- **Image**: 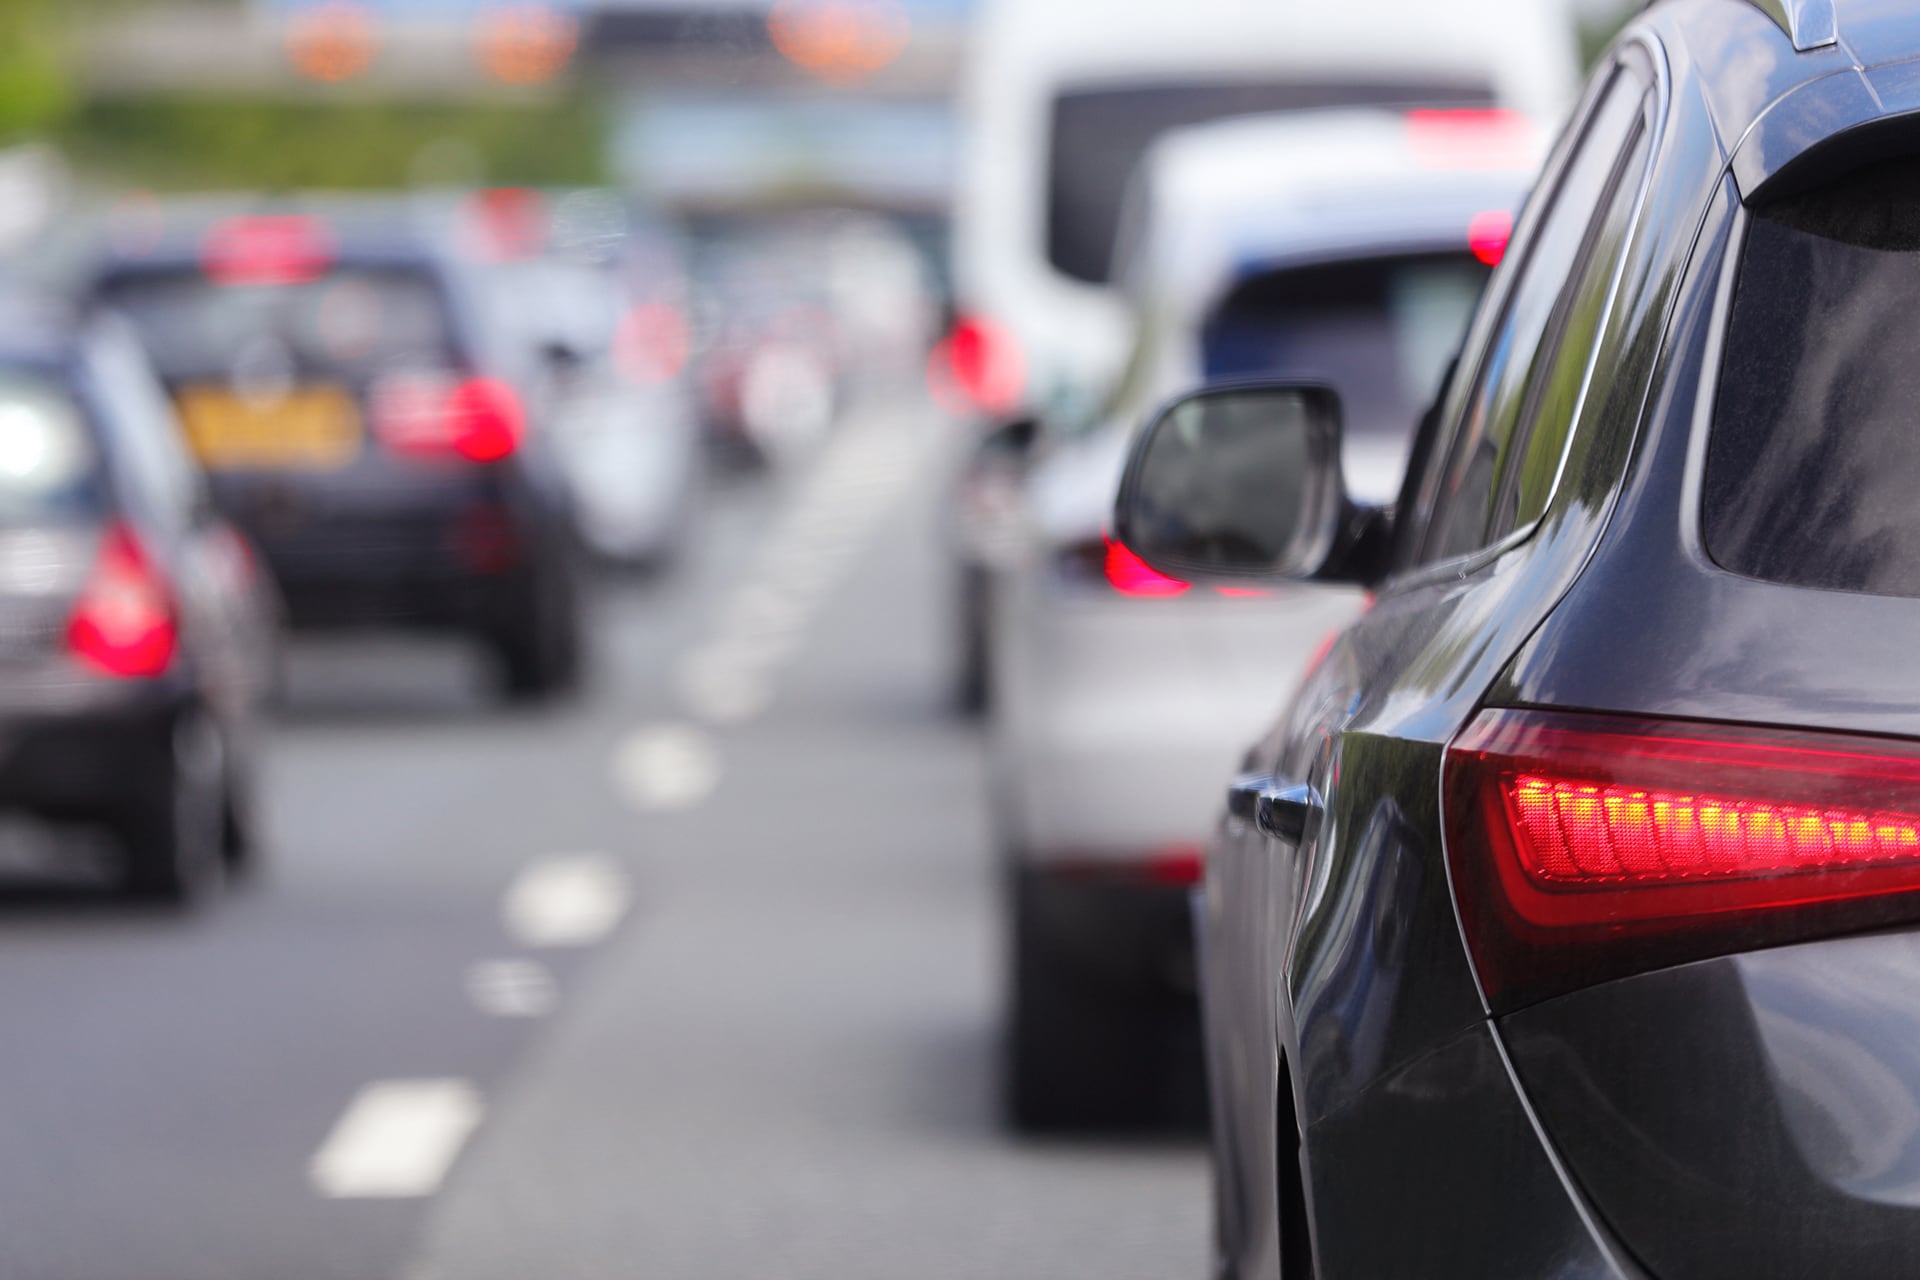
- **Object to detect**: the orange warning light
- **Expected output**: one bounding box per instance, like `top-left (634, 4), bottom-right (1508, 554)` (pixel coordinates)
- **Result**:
top-left (767, 0), bottom-right (911, 85)
top-left (474, 4), bottom-right (580, 85)
top-left (284, 1), bottom-right (379, 83)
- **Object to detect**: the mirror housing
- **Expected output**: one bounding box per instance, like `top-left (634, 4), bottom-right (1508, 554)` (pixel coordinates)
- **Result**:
top-left (1113, 381), bottom-right (1391, 588)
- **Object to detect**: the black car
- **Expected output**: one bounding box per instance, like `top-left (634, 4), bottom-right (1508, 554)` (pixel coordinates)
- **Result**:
top-left (0, 305), bottom-right (274, 901)
top-left (91, 206), bottom-right (583, 699)
top-left (1114, 1), bottom-right (1920, 1275)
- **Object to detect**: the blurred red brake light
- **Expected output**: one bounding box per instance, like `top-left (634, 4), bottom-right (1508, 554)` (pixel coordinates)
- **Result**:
top-left (1405, 108), bottom-right (1538, 170)
top-left (1468, 210), bottom-right (1513, 267)
top-left (201, 215), bottom-right (334, 286)
top-left (444, 378), bottom-right (524, 462)
top-left (1446, 709), bottom-right (1920, 1007)
top-left (372, 375), bottom-right (523, 463)
top-left (928, 314), bottom-right (1025, 416)
top-left (67, 523), bottom-right (177, 679)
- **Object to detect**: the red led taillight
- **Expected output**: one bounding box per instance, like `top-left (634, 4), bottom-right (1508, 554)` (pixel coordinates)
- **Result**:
top-left (372, 374), bottom-right (523, 463)
top-left (67, 523), bottom-right (178, 679)
top-left (1445, 709), bottom-right (1920, 1009)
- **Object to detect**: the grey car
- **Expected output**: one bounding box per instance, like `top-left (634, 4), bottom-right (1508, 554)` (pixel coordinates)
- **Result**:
top-left (1115, 1), bottom-right (1920, 1275)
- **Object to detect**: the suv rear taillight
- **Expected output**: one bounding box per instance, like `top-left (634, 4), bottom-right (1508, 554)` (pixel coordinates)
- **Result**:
top-left (372, 374), bottom-right (524, 463)
top-left (67, 523), bottom-right (177, 679)
top-left (1445, 708), bottom-right (1920, 1009)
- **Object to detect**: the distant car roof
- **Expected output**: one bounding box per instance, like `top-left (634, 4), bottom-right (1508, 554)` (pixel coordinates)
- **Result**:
top-left (1116, 107), bottom-right (1540, 325)
top-left (0, 295), bottom-right (87, 368)
top-left (87, 195), bottom-right (465, 276)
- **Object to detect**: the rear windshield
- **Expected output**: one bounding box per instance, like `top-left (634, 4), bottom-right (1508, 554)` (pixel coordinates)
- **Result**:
top-left (1706, 158), bottom-right (1920, 598)
top-left (1046, 79), bottom-right (1494, 286)
top-left (98, 267), bottom-right (459, 382)
top-left (1203, 253), bottom-right (1489, 442)
top-left (0, 371), bottom-right (101, 524)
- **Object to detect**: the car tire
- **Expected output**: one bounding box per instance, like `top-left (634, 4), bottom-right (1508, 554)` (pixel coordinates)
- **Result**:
top-left (953, 564), bottom-right (991, 716)
top-left (221, 756), bottom-right (262, 882)
top-left (119, 716), bottom-right (224, 905)
top-left (495, 563), bottom-right (584, 702)
top-left (1003, 869), bottom-right (1196, 1133)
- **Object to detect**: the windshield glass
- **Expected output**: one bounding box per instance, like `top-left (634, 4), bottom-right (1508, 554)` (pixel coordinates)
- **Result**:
top-left (98, 267), bottom-right (459, 382)
top-left (1046, 79), bottom-right (1494, 285)
top-left (1203, 252), bottom-right (1490, 442)
top-left (0, 370), bottom-right (102, 525)
top-left (1706, 157), bottom-right (1920, 598)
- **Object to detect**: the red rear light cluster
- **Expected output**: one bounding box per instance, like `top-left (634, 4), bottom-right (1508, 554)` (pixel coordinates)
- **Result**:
top-left (1468, 210), bottom-right (1513, 267)
top-left (201, 215), bottom-right (334, 286)
top-left (1404, 108), bottom-right (1539, 170)
top-left (371, 374), bottom-right (524, 463)
top-left (927, 314), bottom-right (1025, 416)
top-left (67, 523), bottom-right (177, 679)
top-left (1445, 709), bottom-right (1920, 1008)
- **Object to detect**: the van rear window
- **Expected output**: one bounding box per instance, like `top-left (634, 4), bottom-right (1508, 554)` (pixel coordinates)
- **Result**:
top-left (1706, 158), bottom-right (1920, 598)
top-left (1046, 79), bottom-right (1494, 286)
top-left (1203, 252), bottom-right (1489, 444)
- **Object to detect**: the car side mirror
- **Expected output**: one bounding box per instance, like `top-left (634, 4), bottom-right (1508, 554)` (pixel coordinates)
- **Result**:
top-left (1114, 382), bottom-right (1383, 585)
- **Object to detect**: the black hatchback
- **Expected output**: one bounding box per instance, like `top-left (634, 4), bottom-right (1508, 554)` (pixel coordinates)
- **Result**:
top-left (0, 305), bottom-right (274, 902)
top-left (91, 204), bottom-right (583, 700)
top-left (1116, 1), bottom-right (1920, 1276)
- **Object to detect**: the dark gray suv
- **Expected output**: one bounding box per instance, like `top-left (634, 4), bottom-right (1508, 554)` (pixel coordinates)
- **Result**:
top-left (1116, 1), bottom-right (1920, 1275)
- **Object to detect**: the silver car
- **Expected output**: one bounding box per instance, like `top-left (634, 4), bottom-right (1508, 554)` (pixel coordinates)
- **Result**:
top-left (990, 109), bottom-right (1542, 1129)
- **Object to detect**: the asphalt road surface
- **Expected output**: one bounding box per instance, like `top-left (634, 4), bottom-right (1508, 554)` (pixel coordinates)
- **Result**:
top-left (0, 385), bottom-right (1205, 1280)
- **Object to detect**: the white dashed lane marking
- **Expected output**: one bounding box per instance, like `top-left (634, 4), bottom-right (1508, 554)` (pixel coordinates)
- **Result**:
top-left (309, 1079), bottom-right (484, 1200)
top-left (503, 854), bottom-right (631, 947)
top-left (612, 723), bottom-right (722, 813)
top-left (466, 958), bottom-right (559, 1019)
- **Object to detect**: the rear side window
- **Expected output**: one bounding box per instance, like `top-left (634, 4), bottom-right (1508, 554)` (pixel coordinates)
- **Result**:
top-left (1421, 70), bottom-right (1648, 563)
top-left (1203, 253), bottom-right (1490, 444)
top-left (98, 267), bottom-right (459, 381)
top-left (1705, 158), bottom-right (1920, 598)
top-left (1046, 78), bottom-right (1494, 285)
top-left (0, 371), bottom-right (102, 525)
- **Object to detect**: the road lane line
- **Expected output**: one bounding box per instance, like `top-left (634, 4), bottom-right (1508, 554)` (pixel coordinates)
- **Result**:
top-left (503, 854), bottom-right (631, 947)
top-left (612, 723), bottom-right (722, 812)
top-left (465, 958), bottom-right (558, 1018)
top-left (308, 1079), bottom-right (483, 1200)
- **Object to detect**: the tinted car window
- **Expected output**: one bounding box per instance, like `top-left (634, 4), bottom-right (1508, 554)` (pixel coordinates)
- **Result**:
top-left (1046, 79), bottom-right (1494, 285)
top-left (0, 370), bottom-right (102, 525)
top-left (99, 267), bottom-right (458, 381)
top-left (1202, 253), bottom-right (1490, 443)
top-left (1705, 157), bottom-right (1920, 599)
top-left (1422, 70), bottom-right (1647, 562)
top-left (1488, 124), bottom-right (1649, 540)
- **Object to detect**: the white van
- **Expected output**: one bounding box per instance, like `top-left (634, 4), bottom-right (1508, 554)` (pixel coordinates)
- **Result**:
top-left (948, 0), bottom-right (1584, 422)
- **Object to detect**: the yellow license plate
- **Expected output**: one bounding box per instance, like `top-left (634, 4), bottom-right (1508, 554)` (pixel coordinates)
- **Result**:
top-left (175, 384), bottom-right (363, 471)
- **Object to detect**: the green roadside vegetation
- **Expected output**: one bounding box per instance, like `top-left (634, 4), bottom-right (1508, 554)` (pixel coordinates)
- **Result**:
top-left (1581, 4), bottom-right (1637, 67)
top-left (55, 94), bottom-right (610, 192)
top-left (0, 1), bottom-right (608, 191)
